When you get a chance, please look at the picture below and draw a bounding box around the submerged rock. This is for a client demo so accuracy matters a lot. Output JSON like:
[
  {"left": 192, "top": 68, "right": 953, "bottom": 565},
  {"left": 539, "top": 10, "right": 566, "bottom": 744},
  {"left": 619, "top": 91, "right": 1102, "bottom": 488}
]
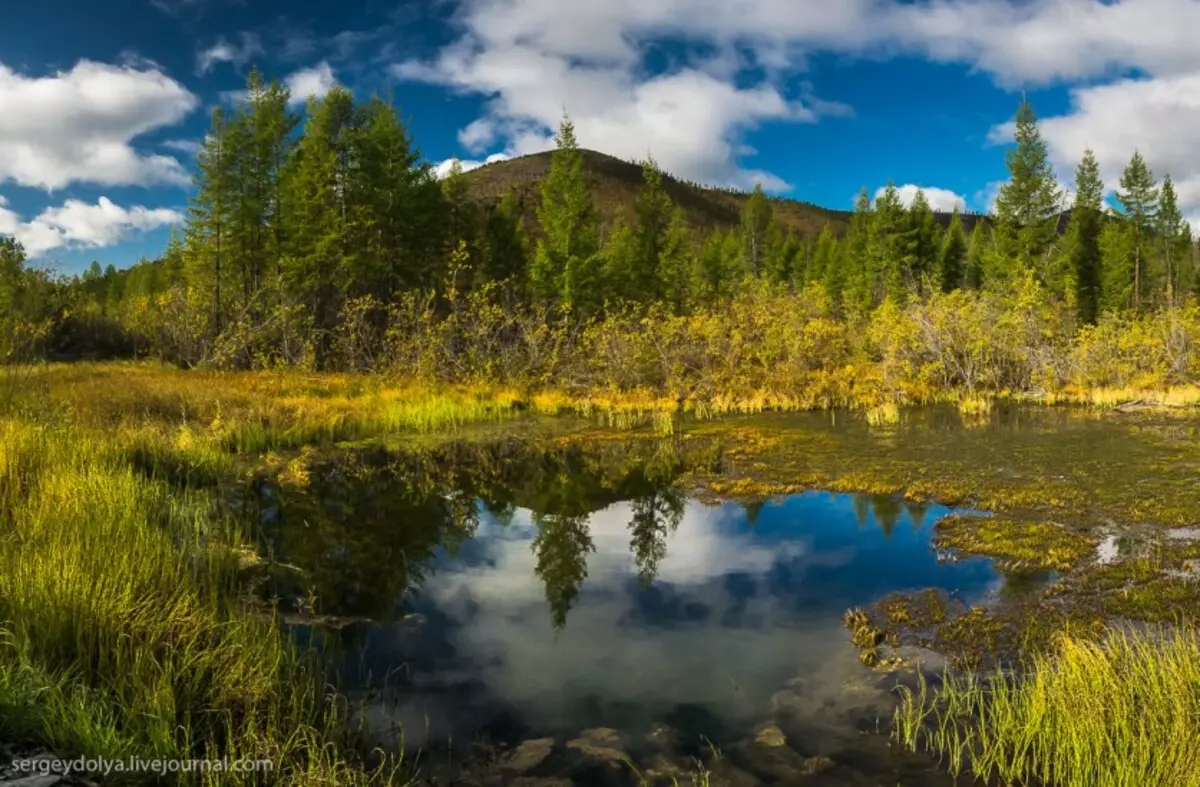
[
  {"left": 500, "top": 738, "right": 555, "bottom": 776},
  {"left": 565, "top": 727, "right": 628, "bottom": 763},
  {"left": 752, "top": 723, "right": 787, "bottom": 748},
  {"left": 644, "top": 722, "right": 680, "bottom": 751}
]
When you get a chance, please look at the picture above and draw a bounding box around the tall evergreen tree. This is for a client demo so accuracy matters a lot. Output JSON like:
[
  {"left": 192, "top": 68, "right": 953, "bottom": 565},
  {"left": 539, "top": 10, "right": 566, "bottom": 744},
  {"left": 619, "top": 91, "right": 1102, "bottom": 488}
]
[
  {"left": 740, "top": 183, "right": 773, "bottom": 277},
  {"left": 904, "top": 189, "right": 940, "bottom": 296},
  {"left": 658, "top": 208, "right": 694, "bottom": 314},
  {"left": 965, "top": 221, "right": 987, "bottom": 290},
  {"left": 480, "top": 189, "right": 530, "bottom": 291},
  {"left": 1115, "top": 150, "right": 1159, "bottom": 311},
  {"left": 870, "top": 184, "right": 908, "bottom": 306},
  {"left": 630, "top": 156, "right": 674, "bottom": 301},
  {"left": 530, "top": 116, "right": 601, "bottom": 314},
  {"left": 993, "top": 100, "right": 1061, "bottom": 279},
  {"left": 1065, "top": 148, "right": 1104, "bottom": 324},
  {"left": 187, "top": 106, "right": 235, "bottom": 332},
  {"left": 1156, "top": 173, "right": 1190, "bottom": 307},
  {"left": 938, "top": 210, "right": 968, "bottom": 293}
]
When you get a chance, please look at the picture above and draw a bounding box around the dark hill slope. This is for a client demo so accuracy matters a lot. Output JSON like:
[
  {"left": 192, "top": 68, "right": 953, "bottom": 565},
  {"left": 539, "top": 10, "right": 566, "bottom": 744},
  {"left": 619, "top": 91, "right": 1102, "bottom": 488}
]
[{"left": 460, "top": 149, "right": 993, "bottom": 242}]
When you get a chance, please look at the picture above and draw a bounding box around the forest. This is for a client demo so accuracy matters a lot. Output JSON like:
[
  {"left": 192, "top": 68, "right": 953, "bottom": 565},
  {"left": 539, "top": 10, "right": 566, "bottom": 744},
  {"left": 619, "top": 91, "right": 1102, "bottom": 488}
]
[{"left": 3, "top": 69, "right": 1199, "bottom": 415}]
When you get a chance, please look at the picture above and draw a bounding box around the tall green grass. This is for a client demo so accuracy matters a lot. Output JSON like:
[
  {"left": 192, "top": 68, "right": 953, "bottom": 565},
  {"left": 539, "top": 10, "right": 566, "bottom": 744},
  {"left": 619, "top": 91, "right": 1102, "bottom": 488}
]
[
  {"left": 894, "top": 627, "right": 1200, "bottom": 787},
  {"left": 0, "top": 421, "right": 404, "bottom": 784}
]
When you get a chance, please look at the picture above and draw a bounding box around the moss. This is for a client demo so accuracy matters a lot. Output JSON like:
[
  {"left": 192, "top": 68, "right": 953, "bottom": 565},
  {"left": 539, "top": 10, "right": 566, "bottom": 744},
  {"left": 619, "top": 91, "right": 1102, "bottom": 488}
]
[{"left": 935, "top": 515, "right": 1097, "bottom": 571}]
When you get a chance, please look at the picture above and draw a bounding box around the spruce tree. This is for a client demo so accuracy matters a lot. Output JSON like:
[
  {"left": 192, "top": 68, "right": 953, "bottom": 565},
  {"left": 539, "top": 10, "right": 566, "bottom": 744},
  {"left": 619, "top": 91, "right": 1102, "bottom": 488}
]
[
  {"left": 1065, "top": 148, "right": 1104, "bottom": 324},
  {"left": 1156, "top": 174, "right": 1189, "bottom": 307},
  {"left": 631, "top": 156, "right": 674, "bottom": 301},
  {"left": 658, "top": 207, "right": 694, "bottom": 314},
  {"left": 993, "top": 100, "right": 1061, "bottom": 279},
  {"left": 904, "top": 189, "right": 940, "bottom": 296},
  {"left": 740, "top": 183, "right": 773, "bottom": 277},
  {"left": 938, "top": 210, "right": 968, "bottom": 293},
  {"left": 530, "top": 116, "right": 601, "bottom": 313},
  {"left": 965, "top": 221, "right": 987, "bottom": 290},
  {"left": 809, "top": 225, "right": 838, "bottom": 290},
  {"left": 870, "top": 184, "right": 907, "bottom": 305},
  {"left": 1115, "top": 151, "right": 1159, "bottom": 310},
  {"left": 480, "top": 189, "right": 530, "bottom": 292},
  {"left": 837, "top": 189, "right": 873, "bottom": 311}
]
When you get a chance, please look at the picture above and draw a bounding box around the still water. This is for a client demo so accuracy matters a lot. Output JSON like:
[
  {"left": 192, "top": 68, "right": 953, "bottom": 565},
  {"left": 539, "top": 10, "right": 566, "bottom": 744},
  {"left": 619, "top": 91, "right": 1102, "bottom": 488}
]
[{"left": 262, "top": 439, "right": 1012, "bottom": 785}]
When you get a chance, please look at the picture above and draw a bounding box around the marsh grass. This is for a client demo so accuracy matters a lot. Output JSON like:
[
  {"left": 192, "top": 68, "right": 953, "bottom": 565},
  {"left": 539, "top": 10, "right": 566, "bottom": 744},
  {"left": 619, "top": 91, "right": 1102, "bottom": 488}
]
[
  {"left": 894, "top": 627, "right": 1200, "bottom": 787},
  {"left": 0, "top": 421, "right": 409, "bottom": 784}
]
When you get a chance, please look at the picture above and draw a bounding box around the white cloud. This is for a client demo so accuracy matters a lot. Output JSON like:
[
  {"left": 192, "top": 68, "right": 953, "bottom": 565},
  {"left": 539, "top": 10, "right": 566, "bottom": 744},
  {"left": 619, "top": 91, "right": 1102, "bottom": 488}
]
[
  {"left": 196, "top": 33, "right": 262, "bottom": 75},
  {"left": 986, "top": 72, "right": 1200, "bottom": 220},
  {"left": 162, "top": 139, "right": 202, "bottom": 155},
  {"left": 0, "top": 60, "right": 197, "bottom": 191},
  {"left": 432, "top": 153, "right": 512, "bottom": 180},
  {"left": 284, "top": 62, "right": 339, "bottom": 107},
  {"left": 394, "top": 0, "right": 1200, "bottom": 200},
  {"left": 879, "top": 184, "right": 967, "bottom": 213},
  {"left": 0, "top": 195, "right": 181, "bottom": 259}
]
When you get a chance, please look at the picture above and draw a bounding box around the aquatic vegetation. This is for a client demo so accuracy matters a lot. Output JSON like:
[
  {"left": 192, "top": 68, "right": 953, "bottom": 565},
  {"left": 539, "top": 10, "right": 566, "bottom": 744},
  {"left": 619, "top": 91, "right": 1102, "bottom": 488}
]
[
  {"left": 894, "top": 627, "right": 1200, "bottom": 787},
  {"left": 935, "top": 515, "right": 1097, "bottom": 571},
  {"left": 865, "top": 402, "right": 900, "bottom": 427}
]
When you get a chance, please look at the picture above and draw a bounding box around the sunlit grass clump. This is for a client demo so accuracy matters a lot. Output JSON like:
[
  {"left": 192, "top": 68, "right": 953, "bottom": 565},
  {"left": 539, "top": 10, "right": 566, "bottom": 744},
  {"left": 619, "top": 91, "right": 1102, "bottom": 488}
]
[
  {"left": 894, "top": 627, "right": 1200, "bottom": 787},
  {"left": 934, "top": 515, "right": 1097, "bottom": 572},
  {"left": 0, "top": 420, "right": 400, "bottom": 783}
]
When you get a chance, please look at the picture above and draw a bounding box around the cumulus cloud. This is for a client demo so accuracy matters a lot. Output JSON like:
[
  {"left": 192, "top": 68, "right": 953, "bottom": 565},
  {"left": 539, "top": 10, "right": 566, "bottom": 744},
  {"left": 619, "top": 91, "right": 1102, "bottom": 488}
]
[
  {"left": 394, "top": 0, "right": 1200, "bottom": 208},
  {"left": 0, "top": 60, "right": 197, "bottom": 191},
  {"left": 284, "top": 62, "right": 339, "bottom": 106},
  {"left": 432, "top": 153, "right": 512, "bottom": 180},
  {"left": 0, "top": 195, "right": 182, "bottom": 259},
  {"left": 879, "top": 184, "right": 967, "bottom": 213},
  {"left": 196, "top": 33, "right": 262, "bottom": 74}
]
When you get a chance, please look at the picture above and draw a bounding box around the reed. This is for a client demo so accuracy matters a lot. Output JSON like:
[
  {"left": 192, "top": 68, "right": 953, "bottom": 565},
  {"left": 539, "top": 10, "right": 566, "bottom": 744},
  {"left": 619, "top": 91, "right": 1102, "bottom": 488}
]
[{"left": 893, "top": 626, "right": 1200, "bottom": 787}]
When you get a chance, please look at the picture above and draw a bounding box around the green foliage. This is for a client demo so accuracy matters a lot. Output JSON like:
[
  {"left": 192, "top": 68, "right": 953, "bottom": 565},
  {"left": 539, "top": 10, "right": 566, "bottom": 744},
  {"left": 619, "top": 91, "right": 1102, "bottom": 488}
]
[
  {"left": 938, "top": 211, "right": 967, "bottom": 293},
  {"left": 531, "top": 116, "right": 602, "bottom": 314},
  {"left": 1066, "top": 149, "right": 1104, "bottom": 324},
  {"left": 994, "top": 100, "right": 1061, "bottom": 277}
]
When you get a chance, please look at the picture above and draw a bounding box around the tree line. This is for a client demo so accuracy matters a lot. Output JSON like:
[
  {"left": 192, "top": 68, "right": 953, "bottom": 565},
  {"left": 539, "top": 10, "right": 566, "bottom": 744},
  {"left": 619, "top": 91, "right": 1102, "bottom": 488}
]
[{"left": 2, "top": 70, "right": 1198, "bottom": 376}]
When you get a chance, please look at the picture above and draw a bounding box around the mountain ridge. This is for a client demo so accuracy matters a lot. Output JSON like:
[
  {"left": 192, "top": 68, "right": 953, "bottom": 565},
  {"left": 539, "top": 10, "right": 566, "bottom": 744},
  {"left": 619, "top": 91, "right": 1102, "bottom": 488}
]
[{"left": 458, "top": 148, "right": 994, "bottom": 241}]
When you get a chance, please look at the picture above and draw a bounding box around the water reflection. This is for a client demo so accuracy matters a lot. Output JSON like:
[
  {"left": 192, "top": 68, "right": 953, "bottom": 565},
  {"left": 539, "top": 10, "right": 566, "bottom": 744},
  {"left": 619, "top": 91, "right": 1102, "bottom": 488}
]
[{"left": 252, "top": 437, "right": 1011, "bottom": 773}]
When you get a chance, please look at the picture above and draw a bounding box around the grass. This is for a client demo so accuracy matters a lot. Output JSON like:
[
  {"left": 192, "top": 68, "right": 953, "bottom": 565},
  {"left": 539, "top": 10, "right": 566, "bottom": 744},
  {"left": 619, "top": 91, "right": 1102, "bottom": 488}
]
[
  {"left": 0, "top": 420, "right": 409, "bottom": 784},
  {"left": 934, "top": 515, "right": 1097, "bottom": 572},
  {"left": 894, "top": 626, "right": 1200, "bottom": 787}
]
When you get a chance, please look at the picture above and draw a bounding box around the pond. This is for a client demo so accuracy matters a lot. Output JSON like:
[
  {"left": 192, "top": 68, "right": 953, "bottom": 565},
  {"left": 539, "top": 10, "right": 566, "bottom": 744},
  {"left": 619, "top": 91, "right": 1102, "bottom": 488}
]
[{"left": 251, "top": 435, "right": 1047, "bottom": 786}]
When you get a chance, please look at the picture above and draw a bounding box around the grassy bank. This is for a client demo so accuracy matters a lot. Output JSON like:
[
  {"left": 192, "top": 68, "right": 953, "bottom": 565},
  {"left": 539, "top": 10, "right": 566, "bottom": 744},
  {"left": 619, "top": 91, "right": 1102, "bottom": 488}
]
[
  {"left": 0, "top": 419, "right": 412, "bottom": 784},
  {"left": 894, "top": 627, "right": 1200, "bottom": 787},
  {"left": 0, "top": 368, "right": 550, "bottom": 784}
]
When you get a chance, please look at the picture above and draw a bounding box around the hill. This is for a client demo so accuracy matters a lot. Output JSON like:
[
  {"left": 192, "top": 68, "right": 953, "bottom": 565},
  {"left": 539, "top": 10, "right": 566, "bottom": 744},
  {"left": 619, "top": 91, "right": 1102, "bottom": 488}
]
[{"left": 459, "top": 149, "right": 992, "bottom": 242}]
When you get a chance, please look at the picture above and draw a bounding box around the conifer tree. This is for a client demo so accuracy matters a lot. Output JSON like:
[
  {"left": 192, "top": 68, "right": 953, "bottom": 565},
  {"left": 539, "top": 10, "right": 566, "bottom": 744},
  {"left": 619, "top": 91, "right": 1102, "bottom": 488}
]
[
  {"left": 187, "top": 106, "right": 235, "bottom": 332},
  {"left": 871, "top": 184, "right": 908, "bottom": 305},
  {"left": 904, "top": 189, "right": 940, "bottom": 296},
  {"left": 658, "top": 208, "right": 694, "bottom": 314},
  {"left": 530, "top": 116, "right": 601, "bottom": 313},
  {"left": 938, "top": 210, "right": 968, "bottom": 293},
  {"left": 1115, "top": 151, "right": 1159, "bottom": 311},
  {"left": 480, "top": 189, "right": 530, "bottom": 292},
  {"left": 838, "top": 189, "right": 873, "bottom": 310},
  {"left": 1156, "top": 174, "right": 1190, "bottom": 307},
  {"left": 283, "top": 88, "right": 356, "bottom": 363},
  {"left": 965, "top": 221, "right": 987, "bottom": 290},
  {"left": 1065, "top": 148, "right": 1104, "bottom": 324},
  {"left": 993, "top": 100, "right": 1061, "bottom": 279},
  {"left": 809, "top": 225, "right": 838, "bottom": 290},
  {"left": 1100, "top": 219, "right": 1136, "bottom": 313},
  {"left": 740, "top": 183, "right": 773, "bottom": 277},
  {"left": 631, "top": 156, "right": 673, "bottom": 301}
]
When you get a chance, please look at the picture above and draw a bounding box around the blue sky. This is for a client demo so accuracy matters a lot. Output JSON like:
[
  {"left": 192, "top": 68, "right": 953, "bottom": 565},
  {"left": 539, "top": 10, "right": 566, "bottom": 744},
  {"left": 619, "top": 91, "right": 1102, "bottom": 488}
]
[{"left": 2, "top": 0, "right": 1198, "bottom": 275}]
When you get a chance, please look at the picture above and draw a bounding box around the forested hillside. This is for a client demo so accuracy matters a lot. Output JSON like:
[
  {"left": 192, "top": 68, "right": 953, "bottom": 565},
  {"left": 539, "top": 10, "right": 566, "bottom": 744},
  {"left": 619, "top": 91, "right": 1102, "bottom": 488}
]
[{"left": 3, "top": 70, "right": 1198, "bottom": 409}]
